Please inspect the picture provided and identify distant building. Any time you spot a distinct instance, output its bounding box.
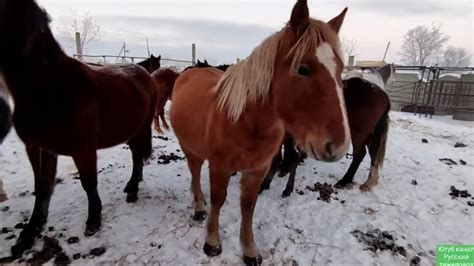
[355,61,386,68]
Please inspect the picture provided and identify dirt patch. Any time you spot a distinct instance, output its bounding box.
[306,182,336,203]
[27,236,64,264]
[153,136,170,141]
[351,229,406,257]
[454,142,467,148]
[449,186,472,199]
[157,153,185,165]
[439,158,458,166]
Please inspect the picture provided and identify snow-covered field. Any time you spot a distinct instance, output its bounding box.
[0,111,473,265]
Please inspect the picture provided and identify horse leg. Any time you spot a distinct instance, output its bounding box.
[259,148,282,193]
[73,151,102,236]
[278,136,295,176]
[0,178,6,202]
[12,145,57,257]
[281,154,300,198]
[240,168,268,265]
[334,145,366,189]
[124,126,153,202]
[203,168,231,257]
[184,149,206,221]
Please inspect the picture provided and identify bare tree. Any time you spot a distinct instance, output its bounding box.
[443,46,471,67]
[59,10,101,52]
[399,24,449,66]
[341,38,358,63]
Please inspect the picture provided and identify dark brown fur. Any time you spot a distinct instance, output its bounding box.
[0,0,157,257]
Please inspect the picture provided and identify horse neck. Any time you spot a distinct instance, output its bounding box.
[2,29,68,102]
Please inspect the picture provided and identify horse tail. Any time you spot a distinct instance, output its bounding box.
[0,96,12,144]
[372,109,390,168]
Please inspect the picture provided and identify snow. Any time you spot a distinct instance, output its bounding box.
[0,111,473,265]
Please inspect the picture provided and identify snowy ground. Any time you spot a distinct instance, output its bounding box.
[0,111,473,265]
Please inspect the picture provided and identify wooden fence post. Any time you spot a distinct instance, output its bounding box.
[75,32,83,61]
[192,43,196,65]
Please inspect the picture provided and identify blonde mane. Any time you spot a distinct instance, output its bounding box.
[217,19,343,122]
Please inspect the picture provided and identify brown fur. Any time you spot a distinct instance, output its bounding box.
[166,1,350,263]
[0,0,157,256]
[151,68,179,133]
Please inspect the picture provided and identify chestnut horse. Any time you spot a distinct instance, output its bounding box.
[168,0,350,264]
[0,0,157,257]
[260,64,393,197]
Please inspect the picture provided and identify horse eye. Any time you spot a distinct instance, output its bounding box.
[297,66,311,76]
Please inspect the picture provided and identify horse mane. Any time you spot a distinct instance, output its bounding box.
[217,19,343,122]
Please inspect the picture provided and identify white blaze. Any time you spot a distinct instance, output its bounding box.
[315,42,351,157]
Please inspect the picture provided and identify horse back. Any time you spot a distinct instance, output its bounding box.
[343,78,390,135]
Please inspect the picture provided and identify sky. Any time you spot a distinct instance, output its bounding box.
[37,0,473,66]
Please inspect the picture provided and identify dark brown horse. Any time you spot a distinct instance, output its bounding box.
[261,64,393,197]
[151,68,180,133]
[137,54,161,73]
[0,0,157,257]
[0,79,11,202]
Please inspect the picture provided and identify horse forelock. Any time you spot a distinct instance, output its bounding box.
[217,19,342,122]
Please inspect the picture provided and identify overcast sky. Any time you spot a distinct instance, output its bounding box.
[37,0,473,66]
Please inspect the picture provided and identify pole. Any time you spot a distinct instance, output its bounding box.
[192,43,196,65]
[382,41,391,62]
[146,37,150,57]
[75,32,83,61]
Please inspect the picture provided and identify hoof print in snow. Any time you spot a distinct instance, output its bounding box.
[459,159,467,165]
[421,138,428,143]
[1,206,10,212]
[1,227,12,234]
[410,256,421,266]
[454,142,467,148]
[72,253,81,260]
[153,135,169,141]
[67,237,80,244]
[306,182,335,203]
[90,247,106,257]
[351,229,406,257]
[5,234,16,240]
[14,223,27,229]
[411,180,418,186]
[439,158,457,166]
[449,186,472,199]
[467,201,474,207]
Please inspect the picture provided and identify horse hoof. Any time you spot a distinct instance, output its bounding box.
[334,181,349,189]
[278,171,288,177]
[84,224,101,237]
[243,254,263,266]
[192,211,207,221]
[203,242,222,257]
[359,184,371,192]
[281,191,292,198]
[126,193,138,203]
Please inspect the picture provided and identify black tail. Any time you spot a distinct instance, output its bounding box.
[0,97,12,143]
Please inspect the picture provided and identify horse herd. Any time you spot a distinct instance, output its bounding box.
[0,0,393,264]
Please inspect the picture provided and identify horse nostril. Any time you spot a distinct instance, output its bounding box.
[325,142,333,156]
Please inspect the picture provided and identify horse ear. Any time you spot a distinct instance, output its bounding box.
[205,60,209,64]
[327,8,348,34]
[290,0,309,37]
[150,54,155,58]
[197,60,202,64]
[158,55,161,60]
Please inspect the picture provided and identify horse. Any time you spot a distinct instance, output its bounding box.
[151,68,180,133]
[260,64,394,197]
[0,78,12,202]
[167,0,351,263]
[137,54,161,73]
[196,60,232,72]
[0,0,157,257]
